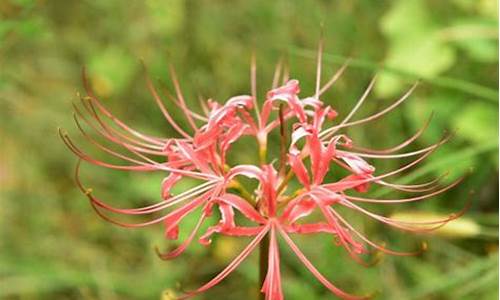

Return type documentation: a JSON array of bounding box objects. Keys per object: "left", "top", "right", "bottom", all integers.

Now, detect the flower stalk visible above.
[{"left": 259, "top": 233, "right": 270, "bottom": 300}]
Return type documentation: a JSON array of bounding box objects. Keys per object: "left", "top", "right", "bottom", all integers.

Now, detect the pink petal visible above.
[
  {"left": 336, "top": 152, "right": 375, "bottom": 175},
  {"left": 290, "top": 126, "right": 311, "bottom": 147},
  {"left": 218, "top": 194, "right": 267, "bottom": 224},
  {"left": 261, "top": 165, "right": 279, "bottom": 217},
  {"left": 208, "top": 95, "right": 253, "bottom": 125},
  {"left": 226, "top": 165, "right": 264, "bottom": 181},
  {"left": 261, "top": 226, "right": 283, "bottom": 300},
  {"left": 282, "top": 222, "right": 336, "bottom": 234},
  {"left": 301, "top": 97, "right": 322, "bottom": 110},
  {"left": 161, "top": 173, "right": 183, "bottom": 200},
  {"left": 221, "top": 123, "right": 249, "bottom": 154},
  {"left": 164, "top": 193, "right": 210, "bottom": 239},
  {"left": 175, "top": 140, "right": 212, "bottom": 173},
  {"left": 315, "top": 141, "right": 335, "bottom": 184},
  {"left": 265, "top": 80, "right": 307, "bottom": 123},
  {"left": 281, "top": 197, "right": 316, "bottom": 223},
  {"left": 307, "top": 133, "right": 322, "bottom": 183},
  {"left": 199, "top": 224, "right": 265, "bottom": 245},
  {"left": 324, "top": 174, "right": 372, "bottom": 193},
  {"left": 198, "top": 195, "right": 266, "bottom": 245},
  {"left": 288, "top": 150, "right": 310, "bottom": 189}
]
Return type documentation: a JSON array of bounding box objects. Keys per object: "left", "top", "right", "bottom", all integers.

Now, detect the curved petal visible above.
[
  {"left": 288, "top": 150, "right": 310, "bottom": 189},
  {"left": 161, "top": 173, "right": 183, "bottom": 200},
  {"left": 261, "top": 226, "right": 283, "bottom": 300},
  {"left": 156, "top": 212, "right": 207, "bottom": 260},
  {"left": 218, "top": 194, "right": 267, "bottom": 224}
]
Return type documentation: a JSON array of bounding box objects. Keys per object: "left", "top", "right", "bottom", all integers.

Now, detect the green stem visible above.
[
  {"left": 258, "top": 232, "right": 269, "bottom": 300},
  {"left": 276, "top": 169, "right": 295, "bottom": 195},
  {"left": 229, "top": 180, "right": 254, "bottom": 203},
  {"left": 256, "top": 136, "right": 269, "bottom": 299}
]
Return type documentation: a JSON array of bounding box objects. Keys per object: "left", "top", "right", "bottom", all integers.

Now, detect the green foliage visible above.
[
  {"left": 0, "top": 0, "right": 497, "bottom": 299},
  {"left": 376, "top": 0, "right": 457, "bottom": 97}
]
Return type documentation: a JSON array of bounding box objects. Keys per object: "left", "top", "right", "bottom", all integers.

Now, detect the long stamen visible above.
[
  {"left": 282, "top": 60, "right": 290, "bottom": 84},
  {"left": 73, "top": 105, "right": 167, "bottom": 156},
  {"left": 321, "top": 81, "right": 418, "bottom": 139},
  {"left": 198, "top": 95, "right": 210, "bottom": 116},
  {"left": 324, "top": 138, "right": 442, "bottom": 191},
  {"left": 330, "top": 208, "right": 426, "bottom": 256},
  {"left": 375, "top": 173, "right": 448, "bottom": 193},
  {"left": 271, "top": 59, "right": 283, "bottom": 89},
  {"left": 82, "top": 68, "right": 168, "bottom": 145},
  {"left": 75, "top": 160, "right": 217, "bottom": 215},
  {"left": 60, "top": 129, "right": 217, "bottom": 180},
  {"left": 380, "top": 171, "right": 449, "bottom": 189},
  {"left": 155, "top": 212, "right": 208, "bottom": 260},
  {"left": 60, "top": 130, "right": 155, "bottom": 171},
  {"left": 320, "top": 76, "right": 377, "bottom": 139},
  {"left": 345, "top": 176, "right": 463, "bottom": 204},
  {"left": 78, "top": 96, "right": 166, "bottom": 150},
  {"left": 277, "top": 224, "right": 370, "bottom": 300},
  {"left": 169, "top": 65, "right": 199, "bottom": 131},
  {"left": 251, "top": 52, "right": 261, "bottom": 124},
  {"left": 263, "top": 109, "right": 294, "bottom": 133},
  {"left": 88, "top": 184, "right": 222, "bottom": 230},
  {"left": 342, "top": 132, "right": 450, "bottom": 159},
  {"left": 179, "top": 225, "right": 271, "bottom": 299},
  {"left": 331, "top": 150, "right": 448, "bottom": 193},
  {"left": 314, "top": 37, "right": 324, "bottom": 100},
  {"left": 308, "top": 194, "right": 373, "bottom": 265},
  {"left": 350, "top": 113, "right": 433, "bottom": 154},
  {"left": 88, "top": 192, "right": 208, "bottom": 228},
  {"left": 339, "top": 199, "right": 467, "bottom": 230},
  {"left": 145, "top": 69, "right": 193, "bottom": 139},
  {"left": 73, "top": 113, "right": 162, "bottom": 165},
  {"left": 159, "top": 82, "right": 208, "bottom": 121},
  {"left": 318, "top": 60, "right": 350, "bottom": 96},
  {"left": 107, "top": 132, "right": 217, "bottom": 179}
]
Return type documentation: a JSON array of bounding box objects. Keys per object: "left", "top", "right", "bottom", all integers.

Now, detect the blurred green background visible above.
[{"left": 0, "top": 0, "right": 499, "bottom": 299}]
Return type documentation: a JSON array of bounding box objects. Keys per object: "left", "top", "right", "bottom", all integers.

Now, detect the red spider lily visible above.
[{"left": 61, "top": 41, "right": 469, "bottom": 300}]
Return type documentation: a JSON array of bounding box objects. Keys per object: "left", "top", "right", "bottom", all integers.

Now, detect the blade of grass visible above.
[
  {"left": 0, "top": 256, "right": 174, "bottom": 298},
  {"left": 453, "top": 267, "right": 498, "bottom": 298},
  {"left": 407, "top": 254, "right": 498, "bottom": 299}
]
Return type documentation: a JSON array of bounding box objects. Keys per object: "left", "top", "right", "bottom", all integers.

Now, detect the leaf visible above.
[
  {"left": 457, "top": 37, "right": 498, "bottom": 63},
  {"left": 376, "top": 0, "right": 456, "bottom": 97},
  {"left": 408, "top": 254, "right": 498, "bottom": 299},
  {"left": 445, "top": 19, "right": 498, "bottom": 63},
  {"left": 452, "top": 101, "right": 499, "bottom": 144}
]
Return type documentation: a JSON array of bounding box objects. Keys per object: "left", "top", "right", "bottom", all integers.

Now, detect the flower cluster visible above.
[{"left": 61, "top": 45, "right": 468, "bottom": 299}]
